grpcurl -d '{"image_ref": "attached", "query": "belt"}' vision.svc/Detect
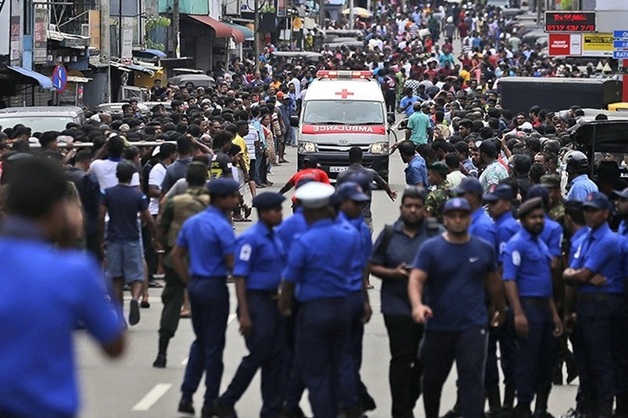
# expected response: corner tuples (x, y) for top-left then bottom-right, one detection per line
(191, 275), (228, 281)
(248, 289), (279, 299)
(520, 297), (552, 306)
(577, 293), (623, 303)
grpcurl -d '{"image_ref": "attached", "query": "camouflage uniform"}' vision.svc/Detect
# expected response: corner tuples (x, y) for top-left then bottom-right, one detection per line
(426, 182), (451, 223)
(158, 187), (210, 342)
(548, 201), (565, 224)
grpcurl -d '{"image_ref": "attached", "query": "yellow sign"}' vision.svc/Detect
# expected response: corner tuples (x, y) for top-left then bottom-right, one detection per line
(582, 33), (613, 57)
(89, 10), (101, 51)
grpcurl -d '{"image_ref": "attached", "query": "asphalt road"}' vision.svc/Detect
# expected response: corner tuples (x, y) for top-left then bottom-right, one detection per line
(75, 145), (578, 417)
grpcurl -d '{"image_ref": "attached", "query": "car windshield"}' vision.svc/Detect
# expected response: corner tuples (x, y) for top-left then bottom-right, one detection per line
(0, 116), (75, 133)
(302, 100), (384, 125)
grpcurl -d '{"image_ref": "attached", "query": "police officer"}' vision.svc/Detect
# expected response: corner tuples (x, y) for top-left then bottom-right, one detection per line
(483, 183), (519, 417)
(279, 182), (362, 418)
(563, 192), (627, 418)
(565, 151), (598, 202)
(333, 182), (376, 415)
(540, 174), (564, 224)
(409, 197), (507, 418)
(171, 178), (240, 417)
(425, 162), (451, 223)
(502, 197), (563, 418)
(456, 177), (498, 252)
(526, 186), (563, 269)
(613, 187), (628, 237)
(214, 192), (287, 418)
(153, 162), (210, 369)
(369, 186), (442, 418)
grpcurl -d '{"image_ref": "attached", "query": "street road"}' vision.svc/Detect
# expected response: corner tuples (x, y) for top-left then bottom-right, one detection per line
(75, 145), (578, 417)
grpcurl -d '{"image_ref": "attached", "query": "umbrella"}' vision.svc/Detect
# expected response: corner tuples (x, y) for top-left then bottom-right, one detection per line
(341, 7), (372, 18)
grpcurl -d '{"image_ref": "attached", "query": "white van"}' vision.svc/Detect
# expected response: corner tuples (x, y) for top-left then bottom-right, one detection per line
(292, 70), (392, 181)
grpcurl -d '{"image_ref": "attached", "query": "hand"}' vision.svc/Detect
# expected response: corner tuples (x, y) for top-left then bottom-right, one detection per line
(361, 301), (373, 324)
(394, 263), (410, 280)
(590, 274), (607, 287)
(239, 313), (252, 337)
(490, 309), (506, 328)
(514, 312), (529, 339)
(563, 313), (577, 334)
(412, 304), (433, 324)
(151, 238), (163, 252)
(389, 190), (398, 201)
(552, 314), (564, 338)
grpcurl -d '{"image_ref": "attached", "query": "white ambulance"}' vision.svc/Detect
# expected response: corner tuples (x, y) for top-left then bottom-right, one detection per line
(291, 70), (393, 182)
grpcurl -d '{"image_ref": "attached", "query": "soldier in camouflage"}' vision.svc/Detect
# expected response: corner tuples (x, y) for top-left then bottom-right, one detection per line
(541, 174), (565, 224)
(153, 162), (211, 368)
(425, 162), (452, 223)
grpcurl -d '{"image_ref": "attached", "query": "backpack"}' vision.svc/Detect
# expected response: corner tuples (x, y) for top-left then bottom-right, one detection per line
(373, 217), (441, 259)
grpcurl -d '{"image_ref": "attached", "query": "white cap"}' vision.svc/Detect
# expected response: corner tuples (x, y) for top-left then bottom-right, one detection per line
(294, 182), (335, 209)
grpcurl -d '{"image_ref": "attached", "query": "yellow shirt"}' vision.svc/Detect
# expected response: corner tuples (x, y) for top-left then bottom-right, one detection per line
(233, 134), (250, 171)
(459, 69), (471, 82)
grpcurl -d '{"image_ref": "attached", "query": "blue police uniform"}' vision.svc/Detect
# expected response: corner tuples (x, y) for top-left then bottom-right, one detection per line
(619, 219), (628, 237)
(177, 205), (236, 409)
(570, 222), (626, 409)
(283, 218), (361, 417)
(219, 221), (286, 417)
(0, 216), (123, 418)
(337, 211), (373, 411)
(275, 207), (309, 411)
(566, 175), (598, 201)
(495, 211), (520, 262)
(540, 215), (562, 258)
(470, 207), (498, 253)
(405, 155), (429, 188)
(503, 227), (557, 406)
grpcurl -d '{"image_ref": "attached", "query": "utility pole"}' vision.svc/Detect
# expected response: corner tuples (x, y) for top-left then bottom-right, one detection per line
(101, 0), (111, 102)
(348, 0), (353, 29)
(173, 0), (179, 58)
(319, 0), (325, 29)
(254, 0), (259, 70)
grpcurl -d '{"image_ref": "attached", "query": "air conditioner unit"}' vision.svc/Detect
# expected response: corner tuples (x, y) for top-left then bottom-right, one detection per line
(225, 0), (242, 16)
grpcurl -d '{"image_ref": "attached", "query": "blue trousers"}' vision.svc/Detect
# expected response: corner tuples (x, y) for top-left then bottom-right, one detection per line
(296, 297), (352, 418)
(283, 303), (305, 409)
(513, 299), (558, 403)
(576, 295), (625, 402)
(220, 291), (286, 417)
(485, 313), (516, 388)
(339, 291), (367, 410)
(180, 280), (229, 407)
(420, 327), (488, 418)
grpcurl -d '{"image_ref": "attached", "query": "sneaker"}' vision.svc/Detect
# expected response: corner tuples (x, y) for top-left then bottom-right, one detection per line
(152, 354), (166, 368)
(178, 397), (195, 414)
(129, 300), (140, 326)
(361, 393), (377, 412)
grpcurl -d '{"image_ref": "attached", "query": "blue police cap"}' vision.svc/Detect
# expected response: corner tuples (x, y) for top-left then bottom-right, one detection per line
(206, 178), (239, 196)
(334, 181), (370, 203)
(252, 192), (286, 210)
(483, 184), (514, 202)
(454, 177), (484, 196)
(443, 197), (471, 214)
(581, 192), (611, 211)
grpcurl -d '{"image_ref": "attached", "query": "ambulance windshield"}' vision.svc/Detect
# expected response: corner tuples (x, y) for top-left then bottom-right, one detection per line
(302, 101), (384, 125)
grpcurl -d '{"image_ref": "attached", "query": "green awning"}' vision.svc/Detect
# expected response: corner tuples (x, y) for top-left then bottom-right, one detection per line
(227, 23), (254, 41)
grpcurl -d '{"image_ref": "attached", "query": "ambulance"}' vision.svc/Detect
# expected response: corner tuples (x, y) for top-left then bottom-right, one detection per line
(291, 70), (392, 182)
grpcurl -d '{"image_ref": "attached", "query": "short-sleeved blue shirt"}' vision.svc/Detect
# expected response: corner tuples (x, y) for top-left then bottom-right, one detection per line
(569, 227), (587, 266)
(618, 220), (628, 237)
(502, 228), (553, 298)
(570, 223), (624, 295)
(566, 175), (598, 202)
(412, 235), (498, 331)
(283, 218), (359, 301)
(0, 217), (122, 417)
(540, 215), (563, 257)
(233, 222), (286, 291)
(103, 184), (148, 242)
(177, 206), (236, 277)
(337, 212), (372, 292)
(405, 155), (429, 188)
(470, 207), (498, 253)
(276, 207), (308, 253)
(494, 211), (520, 263)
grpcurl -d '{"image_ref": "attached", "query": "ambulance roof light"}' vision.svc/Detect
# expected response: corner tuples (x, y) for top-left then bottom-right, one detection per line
(316, 70), (372, 79)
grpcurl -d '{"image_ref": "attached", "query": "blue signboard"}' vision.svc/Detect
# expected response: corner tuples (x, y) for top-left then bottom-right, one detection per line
(613, 50), (628, 59)
(614, 41), (628, 49)
(51, 64), (67, 92)
(614, 30), (628, 40)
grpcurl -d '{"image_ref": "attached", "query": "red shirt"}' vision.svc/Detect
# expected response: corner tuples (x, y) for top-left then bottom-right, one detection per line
(289, 168), (330, 186)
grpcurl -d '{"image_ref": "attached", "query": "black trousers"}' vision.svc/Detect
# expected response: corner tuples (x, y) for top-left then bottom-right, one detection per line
(383, 315), (424, 418)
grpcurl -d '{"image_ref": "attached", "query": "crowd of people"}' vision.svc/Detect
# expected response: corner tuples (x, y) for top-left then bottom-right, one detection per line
(1, 1), (628, 418)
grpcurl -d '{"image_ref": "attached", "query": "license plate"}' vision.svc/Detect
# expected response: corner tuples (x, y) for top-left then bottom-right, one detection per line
(329, 166), (347, 173)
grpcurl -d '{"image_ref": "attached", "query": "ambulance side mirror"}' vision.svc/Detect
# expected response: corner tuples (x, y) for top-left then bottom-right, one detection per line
(290, 115), (300, 127)
(387, 112), (396, 124)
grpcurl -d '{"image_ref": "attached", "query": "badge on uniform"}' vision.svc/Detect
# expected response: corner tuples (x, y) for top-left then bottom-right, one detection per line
(512, 250), (521, 267)
(239, 244), (252, 261)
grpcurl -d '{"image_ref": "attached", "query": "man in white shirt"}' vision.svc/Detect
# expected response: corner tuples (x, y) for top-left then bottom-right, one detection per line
(147, 143), (177, 216)
(90, 136), (140, 193)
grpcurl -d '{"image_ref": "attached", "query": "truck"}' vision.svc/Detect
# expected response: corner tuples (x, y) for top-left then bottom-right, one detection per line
(291, 70), (392, 182)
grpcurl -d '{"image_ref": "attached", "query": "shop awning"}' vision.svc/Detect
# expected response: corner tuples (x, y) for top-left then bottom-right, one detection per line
(7, 66), (55, 90)
(133, 49), (167, 59)
(226, 22), (254, 41)
(188, 15), (246, 42)
(47, 30), (91, 48)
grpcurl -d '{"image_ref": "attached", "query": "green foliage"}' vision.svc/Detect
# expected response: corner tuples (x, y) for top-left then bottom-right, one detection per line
(145, 17), (171, 52)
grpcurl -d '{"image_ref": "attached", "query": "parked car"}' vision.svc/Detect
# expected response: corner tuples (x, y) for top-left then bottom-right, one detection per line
(95, 102), (149, 115)
(168, 74), (216, 90)
(0, 106), (85, 133)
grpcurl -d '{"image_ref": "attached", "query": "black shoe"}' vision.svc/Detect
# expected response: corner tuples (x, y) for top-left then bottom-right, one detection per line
(361, 393), (377, 412)
(178, 398), (195, 414)
(140, 300), (150, 309)
(534, 412), (555, 418)
(129, 300), (140, 326)
(441, 408), (461, 418)
(280, 406), (308, 418)
(152, 354), (166, 368)
(213, 399), (238, 418)
(149, 280), (163, 288)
